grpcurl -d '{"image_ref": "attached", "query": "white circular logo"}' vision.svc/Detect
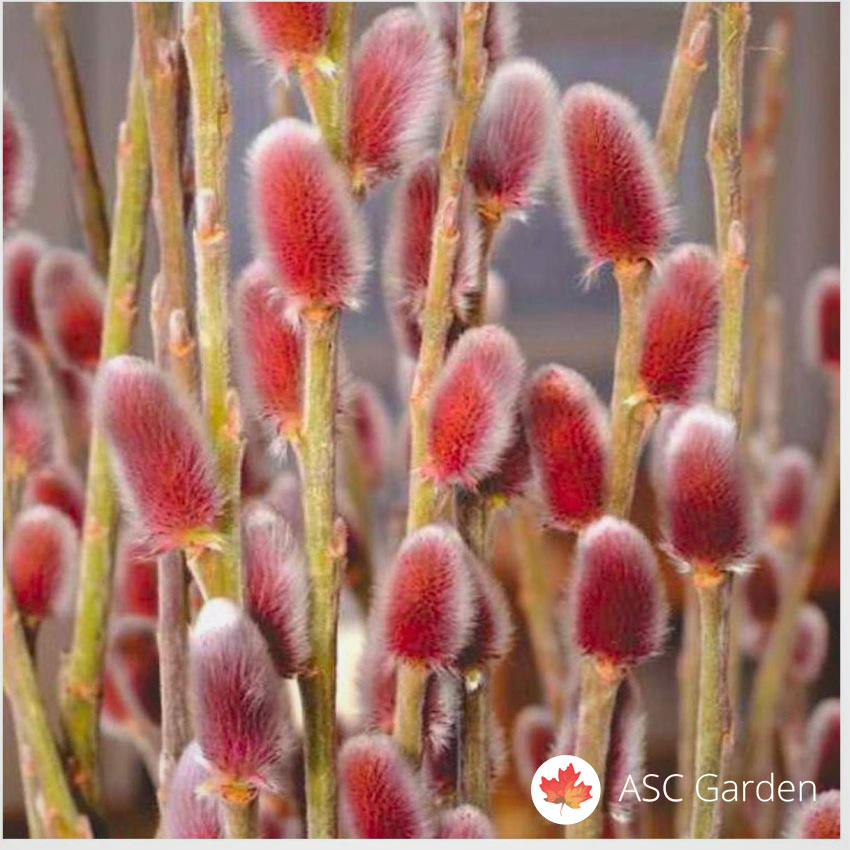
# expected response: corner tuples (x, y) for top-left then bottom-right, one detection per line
(530, 754), (601, 825)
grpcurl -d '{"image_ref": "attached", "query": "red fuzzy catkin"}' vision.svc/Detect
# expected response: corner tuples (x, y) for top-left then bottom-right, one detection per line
(248, 118), (368, 313)
(557, 83), (671, 269)
(426, 324), (525, 488)
(524, 364), (609, 530)
(740, 547), (785, 657)
(4, 232), (46, 343)
(511, 704), (555, 787)
(788, 603), (828, 685)
(347, 8), (444, 193)
(802, 267), (839, 372)
(383, 524), (474, 667)
(437, 805), (496, 839)
(114, 533), (158, 623)
(3, 392), (54, 472)
(3, 94), (35, 229)
(22, 462), (84, 528)
(763, 445), (815, 543)
(338, 733), (430, 839)
(33, 248), (104, 372)
(103, 621), (162, 730)
(348, 380), (391, 488)
(238, 2), (331, 72)
(242, 503), (310, 678)
(785, 790), (840, 839)
(7, 505), (76, 625)
(467, 59), (556, 220)
(234, 260), (303, 442)
(570, 517), (668, 669)
(802, 698), (839, 792)
(189, 598), (290, 790)
(162, 741), (223, 838)
(95, 356), (221, 554)
(639, 244), (720, 405)
(661, 404), (752, 573)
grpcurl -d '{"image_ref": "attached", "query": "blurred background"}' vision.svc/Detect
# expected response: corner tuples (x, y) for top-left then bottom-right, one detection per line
(3, 1), (839, 837)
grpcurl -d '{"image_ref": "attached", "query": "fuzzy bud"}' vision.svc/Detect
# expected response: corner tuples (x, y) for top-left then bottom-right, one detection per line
(437, 805), (495, 838)
(190, 598), (290, 790)
(3, 392), (54, 471)
(7, 505), (76, 625)
(383, 525), (473, 667)
(162, 741), (222, 838)
(234, 261), (302, 440)
(22, 462), (84, 528)
(802, 698), (840, 792)
(789, 603), (828, 685)
(427, 325), (525, 488)
(3, 94), (34, 228)
(248, 118), (368, 313)
(661, 405), (752, 572)
(348, 9), (444, 192)
(467, 59), (556, 219)
(511, 704), (555, 787)
(114, 534), (158, 623)
(570, 517), (667, 668)
(763, 446), (816, 542)
(242, 503), (310, 678)
(740, 547), (785, 657)
(639, 244), (719, 404)
(4, 232), (45, 343)
(557, 83), (671, 267)
(525, 364), (609, 530)
(238, 2), (331, 71)
(338, 733), (430, 838)
(95, 356), (221, 554)
(785, 790), (840, 839)
(103, 621), (162, 730)
(348, 380), (391, 488)
(803, 267), (839, 372)
(34, 249), (104, 372)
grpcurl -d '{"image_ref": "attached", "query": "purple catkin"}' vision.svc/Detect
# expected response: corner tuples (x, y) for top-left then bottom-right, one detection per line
(802, 267), (839, 373)
(162, 741), (223, 838)
(788, 603), (829, 685)
(22, 462), (84, 529)
(763, 446), (815, 541)
(437, 805), (496, 838)
(4, 231), (46, 343)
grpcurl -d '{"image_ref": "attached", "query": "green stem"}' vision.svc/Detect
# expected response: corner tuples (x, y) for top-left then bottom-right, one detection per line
(297, 311), (343, 837)
(392, 662), (430, 763)
(460, 667), (489, 812)
(222, 797), (259, 839)
(675, 583), (700, 837)
(59, 54), (150, 817)
(565, 657), (621, 839)
(607, 259), (652, 518)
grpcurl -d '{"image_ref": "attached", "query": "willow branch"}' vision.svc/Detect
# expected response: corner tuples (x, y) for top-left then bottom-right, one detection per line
(34, 2), (110, 276)
(675, 583), (700, 837)
(59, 54), (150, 817)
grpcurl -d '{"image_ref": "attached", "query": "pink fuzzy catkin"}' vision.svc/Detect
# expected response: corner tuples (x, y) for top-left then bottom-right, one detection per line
(467, 59), (556, 218)
(661, 404), (752, 572)
(339, 733), (430, 838)
(740, 547), (786, 657)
(383, 524), (473, 667)
(114, 533), (158, 623)
(789, 603), (829, 685)
(803, 267), (839, 372)
(426, 325), (525, 488)
(437, 805), (496, 838)
(3, 94), (34, 228)
(103, 621), (162, 730)
(234, 260), (303, 440)
(95, 355), (221, 554)
(524, 364), (609, 530)
(511, 704), (555, 787)
(570, 517), (668, 668)
(347, 8), (444, 192)
(802, 698), (839, 792)
(348, 380), (391, 488)
(639, 244), (720, 404)
(238, 2), (331, 71)
(33, 249), (104, 372)
(190, 598), (289, 789)
(4, 232), (45, 343)
(162, 741), (222, 838)
(763, 446), (815, 541)
(7, 505), (76, 624)
(248, 118), (368, 313)
(22, 462), (84, 528)
(558, 83), (671, 268)
(785, 790), (840, 839)
(242, 503), (310, 678)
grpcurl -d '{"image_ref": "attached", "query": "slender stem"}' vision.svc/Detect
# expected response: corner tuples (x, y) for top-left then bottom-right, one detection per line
(655, 2), (712, 186)
(34, 2), (110, 277)
(4, 573), (90, 838)
(182, 2), (242, 604)
(675, 583), (700, 837)
(511, 501), (563, 714)
(222, 797), (259, 839)
(689, 570), (733, 838)
(746, 384), (839, 781)
(297, 311), (343, 837)
(392, 662), (430, 763)
(607, 259), (652, 517)
(406, 3), (489, 534)
(565, 657), (621, 839)
(59, 55), (150, 817)
(460, 667), (489, 812)
(708, 2), (750, 418)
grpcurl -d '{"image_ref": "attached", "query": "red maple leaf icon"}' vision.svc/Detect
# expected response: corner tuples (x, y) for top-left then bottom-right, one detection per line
(539, 762), (594, 813)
